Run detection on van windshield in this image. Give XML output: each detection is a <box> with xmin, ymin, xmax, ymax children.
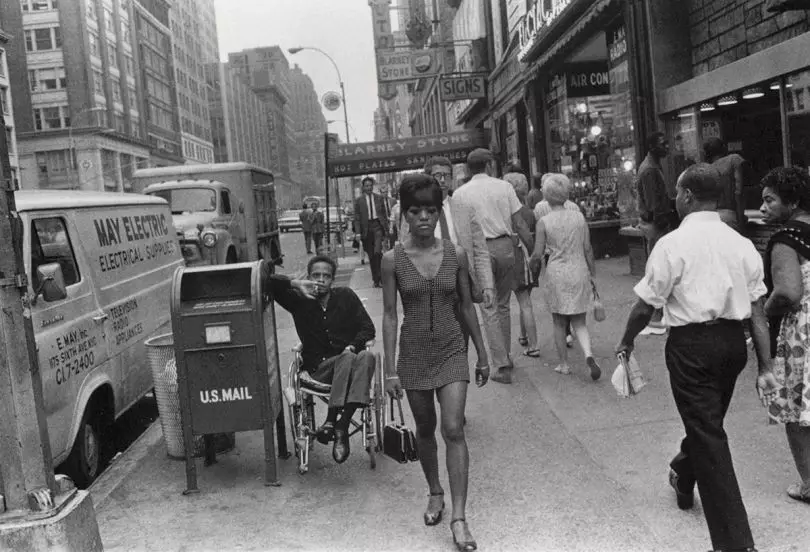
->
<box><xmin>151</xmin><ymin>189</ymin><xmax>217</xmax><ymax>214</ymax></box>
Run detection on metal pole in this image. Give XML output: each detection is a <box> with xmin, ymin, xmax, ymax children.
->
<box><xmin>340</xmin><ymin>81</ymin><xmax>350</xmax><ymax>144</ymax></box>
<box><xmin>324</xmin><ymin>133</ymin><xmax>331</xmax><ymax>247</ymax></box>
<box><xmin>0</xmin><ymin>110</ymin><xmax>58</xmax><ymax>512</ymax></box>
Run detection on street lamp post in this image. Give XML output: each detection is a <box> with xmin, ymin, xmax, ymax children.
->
<box><xmin>68</xmin><ymin>106</ymin><xmax>106</xmax><ymax>189</ymax></box>
<box><xmin>289</xmin><ymin>46</ymin><xmax>351</xmax><ymax>254</ymax></box>
<box><xmin>288</xmin><ymin>46</ymin><xmax>350</xmax><ymax>145</ymax></box>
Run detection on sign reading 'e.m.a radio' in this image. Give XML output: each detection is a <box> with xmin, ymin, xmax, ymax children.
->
<box><xmin>440</xmin><ymin>74</ymin><xmax>487</xmax><ymax>102</ymax></box>
<box><xmin>327</xmin><ymin>130</ymin><xmax>488</xmax><ymax>177</ymax></box>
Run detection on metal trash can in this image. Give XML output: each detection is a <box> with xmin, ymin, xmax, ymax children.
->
<box><xmin>145</xmin><ymin>333</ymin><xmax>234</xmax><ymax>458</ymax></box>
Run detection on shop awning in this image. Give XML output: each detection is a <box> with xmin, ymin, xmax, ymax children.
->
<box><xmin>526</xmin><ymin>0</ymin><xmax>618</xmax><ymax>78</ymax></box>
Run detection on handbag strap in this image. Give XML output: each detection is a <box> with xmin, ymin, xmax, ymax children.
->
<box><xmin>591</xmin><ymin>280</ymin><xmax>600</xmax><ymax>300</ymax></box>
<box><xmin>390</xmin><ymin>397</ymin><xmax>406</xmax><ymax>424</ymax></box>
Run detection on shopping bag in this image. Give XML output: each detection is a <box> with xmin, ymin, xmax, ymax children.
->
<box><xmin>383</xmin><ymin>397</ymin><xmax>419</xmax><ymax>464</ymax></box>
<box><xmin>612</xmin><ymin>352</ymin><xmax>648</xmax><ymax>398</ymax></box>
<box><xmin>592</xmin><ymin>282</ymin><xmax>606</xmax><ymax>322</ymax></box>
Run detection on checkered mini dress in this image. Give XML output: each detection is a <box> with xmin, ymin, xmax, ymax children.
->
<box><xmin>394</xmin><ymin>241</ymin><xmax>469</xmax><ymax>391</ymax></box>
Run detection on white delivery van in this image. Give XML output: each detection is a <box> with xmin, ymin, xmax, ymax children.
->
<box><xmin>19</xmin><ymin>190</ymin><xmax>183</xmax><ymax>486</ymax></box>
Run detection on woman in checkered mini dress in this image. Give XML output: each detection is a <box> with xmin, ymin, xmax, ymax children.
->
<box><xmin>381</xmin><ymin>174</ymin><xmax>489</xmax><ymax>552</ymax></box>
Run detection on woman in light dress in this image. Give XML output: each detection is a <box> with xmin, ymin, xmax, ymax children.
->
<box><xmin>761</xmin><ymin>166</ymin><xmax>810</xmax><ymax>504</ymax></box>
<box><xmin>529</xmin><ymin>174</ymin><xmax>601</xmax><ymax>380</ymax></box>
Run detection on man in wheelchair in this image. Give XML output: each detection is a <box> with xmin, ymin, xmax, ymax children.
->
<box><xmin>261</xmin><ymin>255</ymin><xmax>376</xmax><ymax>463</ymax></box>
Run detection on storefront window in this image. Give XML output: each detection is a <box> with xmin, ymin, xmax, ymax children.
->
<box><xmin>664</xmin><ymin>108</ymin><xmax>700</xmax><ymax>197</ymax></box>
<box><xmin>544</xmin><ymin>26</ymin><xmax>637</xmax><ymax>225</ymax></box>
<box><xmin>787</xmin><ymin>70</ymin><xmax>810</xmax><ymax>172</ymax></box>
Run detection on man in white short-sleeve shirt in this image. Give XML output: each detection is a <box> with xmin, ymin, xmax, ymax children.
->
<box><xmin>616</xmin><ymin>164</ymin><xmax>777</xmax><ymax>552</ymax></box>
<box><xmin>452</xmin><ymin>148</ymin><xmax>533</xmax><ymax>384</ymax></box>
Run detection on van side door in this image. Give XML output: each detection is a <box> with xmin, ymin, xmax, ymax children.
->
<box><xmin>27</xmin><ymin>214</ymin><xmax>109</xmax><ymax>465</ymax></box>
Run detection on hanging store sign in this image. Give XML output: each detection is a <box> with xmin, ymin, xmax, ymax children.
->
<box><xmin>563</xmin><ymin>62</ymin><xmax>610</xmax><ymax>98</ymax></box>
<box><xmin>327</xmin><ymin>130</ymin><xmax>488</xmax><ymax>177</ymax></box>
<box><xmin>440</xmin><ymin>74</ymin><xmax>487</xmax><ymax>102</ymax></box>
<box><xmin>377</xmin><ymin>49</ymin><xmax>441</xmax><ymax>83</ymax></box>
<box><xmin>517</xmin><ymin>0</ymin><xmax>573</xmax><ymax>62</ymax></box>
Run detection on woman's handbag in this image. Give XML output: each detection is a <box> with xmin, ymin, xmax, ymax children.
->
<box><xmin>383</xmin><ymin>397</ymin><xmax>419</xmax><ymax>464</ymax></box>
<box><xmin>592</xmin><ymin>282</ymin><xmax>606</xmax><ymax>322</ymax></box>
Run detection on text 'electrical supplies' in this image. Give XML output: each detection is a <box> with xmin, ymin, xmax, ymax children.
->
<box><xmin>93</xmin><ymin>213</ymin><xmax>177</xmax><ymax>273</ymax></box>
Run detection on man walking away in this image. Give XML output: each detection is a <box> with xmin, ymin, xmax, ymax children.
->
<box><xmin>616</xmin><ymin>164</ymin><xmax>777</xmax><ymax>552</ymax></box>
<box><xmin>704</xmin><ymin>137</ymin><xmax>748</xmax><ymax>231</ymax></box>
<box><xmin>354</xmin><ymin>176</ymin><xmax>389</xmax><ymax>287</ymax></box>
<box><xmin>453</xmin><ymin>148</ymin><xmax>533</xmax><ymax>384</ymax></box>
<box><xmin>636</xmin><ymin>131</ymin><xmax>677</xmax><ymax>335</ymax></box>
<box><xmin>311</xmin><ymin>202</ymin><xmax>325</xmax><ymax>254</ymax></box>
<box><xmin>299</xmin><ymin>202</ymin><xmax>314</xmax><ymax>254</ymax></box>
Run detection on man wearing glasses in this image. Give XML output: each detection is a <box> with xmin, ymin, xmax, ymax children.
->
<box><xmin>421</xmin><ymin>156</ymin><xmax>495</xmax><ymax>330</ymax></box>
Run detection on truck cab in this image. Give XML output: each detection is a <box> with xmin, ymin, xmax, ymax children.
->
<box><xmin>144</xmin><ymin>180</ymin><xmax>242</xmax><ymax>265</ymax></box>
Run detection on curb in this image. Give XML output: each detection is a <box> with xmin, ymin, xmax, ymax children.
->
<box><xmin>89</xmin><ymin>419</ymin><xmax>163</xmax><ymax>509</ymax></box>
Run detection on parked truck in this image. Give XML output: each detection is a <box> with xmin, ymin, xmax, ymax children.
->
<box><xmin>133</xmin><ymin>162</ymin><xmax>282</xmax><ymax>267</ymax></box>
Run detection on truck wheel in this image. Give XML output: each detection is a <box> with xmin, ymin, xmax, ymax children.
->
<box><xmin>226</xmin><ymin>248</ymin><xmax>237</xmax><ymax>264</ymax></box>
<box><xmin>64</xmin><ymin>407</ymin><xmax>103</xmax><ymax>488</ymax></box>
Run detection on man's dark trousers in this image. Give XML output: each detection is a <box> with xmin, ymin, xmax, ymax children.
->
<box><xmin>362</xmin><ymin>219</ymin><xmax>385</xmax><ymax>285</ymax></box>
<box><xmin>666</xmin><ymin>320</ymin><xmax>755</xmax><ymax>552</ymax></box>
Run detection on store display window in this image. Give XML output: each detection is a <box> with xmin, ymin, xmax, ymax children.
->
<box><xmin>544</xmin><ymin>23</ymin><xmax>637</xmax><ymax>225</ymax></box>
<box><xmin>660</xmin><ymin>70</ymin><xmax>810</xmax><ymax>211</ymax></box>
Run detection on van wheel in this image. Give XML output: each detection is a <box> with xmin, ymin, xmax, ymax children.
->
<box><xmin>226</xmin><ymin>249</ymin><xmax>237</xmax><ymax>264</ymax></box>
<box><xmin>65</xmin><ymin>407</ymin><xmax>102</xmax><ymax>488</ymax></box>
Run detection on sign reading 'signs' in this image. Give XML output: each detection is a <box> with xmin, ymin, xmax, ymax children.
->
<box><xmin>327</xmin><ymin>130</ymin><xmax>488</xmax><ymax>177</ymax></box>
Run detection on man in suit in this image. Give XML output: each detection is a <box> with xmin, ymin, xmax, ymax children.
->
<box><xmin>299</xmin><ymin>202</ymin><xmax>314</xmax><ymax>254</ymax></box>
<box><xmin>423</xmin><ymin>156</ymin><xmax>495</xmax><ymax>312</ymax></box>
<box><xmin>354</xmin><ymin>176</ymin><xmax>389</xmax><ymax>287</ymax></box>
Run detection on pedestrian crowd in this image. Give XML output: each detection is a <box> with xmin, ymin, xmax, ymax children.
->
<box><xmin>277</xmin><ymin>140</ymin><xmax>810</xmax><ymax>552</ymax></box>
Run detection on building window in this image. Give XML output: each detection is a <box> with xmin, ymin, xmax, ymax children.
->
<box><xmin>87</xmin><ymin>0</ymin><xmax>96</xmax><ymax>20</ymax></box>
<box><xmin>89</xmin><ymin>32</ymin><xmax>99</xmax><ymax>57</ymax></box>
<box><xmin>111</xmin><ymin>77</ymin><xmax>121</xmax><ymax>103</ymax></box>
<box><xmin>33</xmin><ymin>106</ymin><xmax>69</xmax><ymax>130</ymax></box>
<box><xmin>0</xmin><ymin>50</ymin><xmax>5</xmax><ymax>77</ymax></box>
<box><xmin>6</xmin><ymin>128</ymin><xmax>14</xmax><ymax>154</ymax></box>
<box><xmin>34</xmin><ymin>150</ymin><xmax>74</xmax><ymax>188</ymax></box>
<box><xmin>29</xmin><ymin>67</ymin><xmax>67</xmax><ymax>91</ymax></box>
<box><xmin>101</xmin><ymin>149</ymin><xmax>118</xmax><ymax>190</ymax></box>
<box><xmin>127</xmin><ymin>84</ymin><xmax>137</xmax><ymax>107</ymax></box>
<box><xmin>124</xmin><ymin>54</ymin><xmax>135</xmax><ymax>77</ymax></box>
<box><xmin>113</xmin><ymin>111</ymin><xmax>125</xmax><ymax>133</ymax></box>
<box><xmin>108</xmin><ymin>43</ymin><xmax>118</xmax><ymax>70</ymax></box>
<box><xmin>0</xmin><ymin>87</ymin><xmax>8</xmax><ymax>115</ymax></box>
<box><xmin>93</xmin><ymin>69</ymin><xmax>105</xmax><ymax>96</ymax></box>
<box><xmin>103</xmin><ymin>8</ymin><xmax>114</xmax><ymax>33</ymax></box>
<box><xmin>21</xmin><ymin>0</ymin><xmax>58</xmax><ymax>11</ymax></box>
<box><xmin>121</xmin><ymin>20</ymin><xmax>131</xmax><ymax>43</ymax></box>
<box><xmin>25</xmin><ymin>28</ymin><xmax>61</xmax><ymax>52</ymax></box>
<box><xmin>130</xmin><ymin>116</ymin><xmax>141</xmax><ymax>139</ymax></box>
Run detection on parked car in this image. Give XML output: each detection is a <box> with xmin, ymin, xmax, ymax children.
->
<box><xmin>279</xmin><ymin>209</ymin><xmax>302</xmax><ymax>232</ymax></box>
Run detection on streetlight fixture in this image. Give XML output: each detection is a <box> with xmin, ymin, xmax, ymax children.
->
<box><xmin>288</xmin><ymin>46</ymin><xmax>350</xmax><ymax>145</ymax></box>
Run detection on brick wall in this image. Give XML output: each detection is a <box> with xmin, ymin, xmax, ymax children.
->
<box><xmin>689</xmin><ymin>0</ymin><xmax>810</xmax><ymax>75</ymax></box>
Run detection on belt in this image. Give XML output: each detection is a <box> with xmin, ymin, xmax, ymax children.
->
<box><xmin>485</xmin><ymin>234</ymin><xmax>511</xmax><ymax>241</ymax></box>
<box><xmin>673</xmin><ymin>318</ymin><xmax>743</xmax><ymax>331</ymax></box>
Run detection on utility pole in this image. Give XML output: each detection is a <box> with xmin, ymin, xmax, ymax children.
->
<box><xmin>0</xmin><ymin>112</ymin><xmax>102</xmax><ymax>548</ymax></box>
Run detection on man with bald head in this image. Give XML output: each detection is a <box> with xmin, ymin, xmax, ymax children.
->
<box><xmin>617</xmin><ymin>164</ymin><xmax>776</xmax><ymax>552</ymax></box>
<box><xmin>452</xmin><ymin>148</ymin><xmax>533</xmax><ymax>384</ymax></box>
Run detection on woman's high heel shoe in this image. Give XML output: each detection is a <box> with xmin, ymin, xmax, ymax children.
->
<box><xmin>424</xmin><ymin>492</ymin><xmax>444</xmax><ymax>526</ymax></box>
<box><xmin>450</xmin><ymin>518</ymin><xmax>477</xmax><ymax>551</ymax></box>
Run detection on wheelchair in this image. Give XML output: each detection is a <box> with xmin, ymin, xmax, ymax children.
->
<box><xmin>284</xmin><ymin>342</ymin><xmax>386</xmax><ymax>474</ymax></box>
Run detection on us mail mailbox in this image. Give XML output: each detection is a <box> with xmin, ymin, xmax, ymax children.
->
<box><xmin>171</xmin><ymin>261</ymin><xmax>287</xmax><ymax>493</ymax></box>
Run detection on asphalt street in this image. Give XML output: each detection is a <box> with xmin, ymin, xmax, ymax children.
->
<box><xmin>89</xmin><ymin>245</ymin><xmax>810</xmax><ymax>552</ymax></box>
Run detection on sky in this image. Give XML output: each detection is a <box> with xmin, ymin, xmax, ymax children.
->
<box><xmin>213</xmin><ymin>0</ymin><xmax>380</xmax><ymax>143</ymax></box>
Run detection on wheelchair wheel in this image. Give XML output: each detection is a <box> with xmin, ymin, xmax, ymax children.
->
<box><xmin>372</xmin><ymin>353</ymin><xmax>385</xmax><ymax>453</ymax></box>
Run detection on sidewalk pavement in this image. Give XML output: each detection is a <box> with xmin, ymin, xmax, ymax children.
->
<box><xmin>90</xmin><ymin>255</ymin><xmax>809</xmax><ymax>552</ymax></box>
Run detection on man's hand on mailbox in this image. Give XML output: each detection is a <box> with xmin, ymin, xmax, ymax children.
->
<box><xmin>290</xmin><ymin>279</ymin><xmax>319</xmax><ymax>300</ymax></box>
